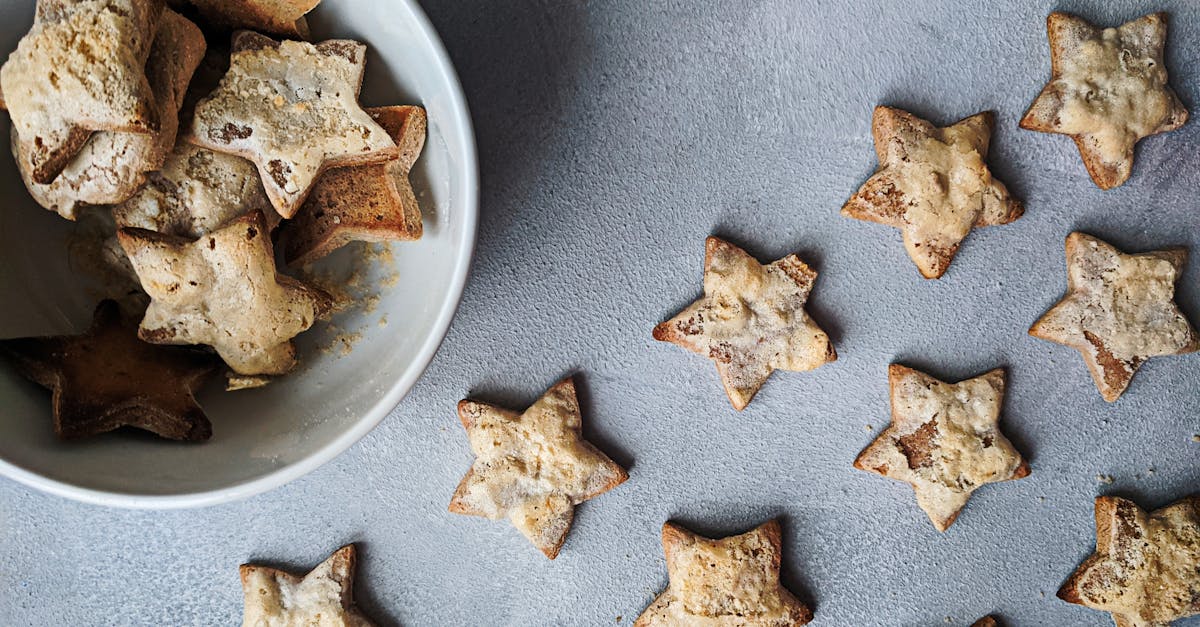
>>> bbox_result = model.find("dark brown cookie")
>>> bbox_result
[0,300,218,441]
[282,105,425,266]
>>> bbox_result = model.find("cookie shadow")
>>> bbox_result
[569,371,635,473]
[413,0,591,243]
[774,513,820,618]
[349,542,402,627]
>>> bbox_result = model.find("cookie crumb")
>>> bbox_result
[227,373,272,391]
[1192,434,1200,443]
[1096,474,1114,484]
[864,424,873,431]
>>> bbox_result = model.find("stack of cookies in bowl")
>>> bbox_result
[0,0,425,442]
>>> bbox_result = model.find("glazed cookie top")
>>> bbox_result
[16,9,205,219]
[240,545,376,627]
[0,0,162,183]
[188,32,398,218]
[113,141,274,238]
[635,520,813,627]
[842,106,1023,279]
[449,377,627,559]
[653,236,836,410]
[1030,233,1198,402]
[1021,12,1188,189]
[1059,496,1200,627]
[282,105,426,266]
[854,365,1029,531]
[118,211,331,376]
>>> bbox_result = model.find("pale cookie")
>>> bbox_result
[653,236,836,410]
[240,544,377,627]
[1029,233,1198,402]
[449,377,628,559]
[0,0,163,184]
[282,105,425,266]
[842,106,1023,279]
[190,0,321,39]
[117,211,331,376]
[853,364,1029,532]
[1059,495,1200,627]
[188,32,398,219]
[14,9,205,220]
[635,519,813,627]
[1021,12,1188,190]
[112,141,275,237]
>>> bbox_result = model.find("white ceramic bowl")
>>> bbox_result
[0,1,477,507]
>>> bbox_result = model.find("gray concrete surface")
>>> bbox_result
[3,0,1200,625]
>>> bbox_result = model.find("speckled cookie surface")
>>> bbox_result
[854,365,1029,531]
[653,236,836,410]
[117,211,331,375]
[112,141,274,237]
[240,544,376,627]
[187,32,397,218]
[635,519,813,626]
[14,9,205,220]
[0,0,162,184]
[1058,495,1200,627]
[449,377,628,559]
[1021,12,1188,190]
[842,106,1023,279]
[1029,232,1198,402]
[282,105,425,266]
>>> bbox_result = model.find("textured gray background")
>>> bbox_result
[2,0,1200,625]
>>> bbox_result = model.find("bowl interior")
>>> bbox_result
[0,1,475,505]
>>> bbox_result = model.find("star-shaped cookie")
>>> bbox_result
[1021,12,1188,190]
[190,0,322,39]
[282,104,425,266]
[188,32,398,219]
[449,377,628,559]
[1059,495,1200,627]
[14,8,206,220]
[0,0,163,184]
[842,106,1023,278]
[635,519,813,626]
[853,365,1029,531]
[1030,232,1198,402]
[117,210,331,376]
[112,141,275,238]
[652,236,836,410]
[240,544,377,627]
[0,300,218,441]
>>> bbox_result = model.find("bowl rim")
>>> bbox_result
[0,0,479,509]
